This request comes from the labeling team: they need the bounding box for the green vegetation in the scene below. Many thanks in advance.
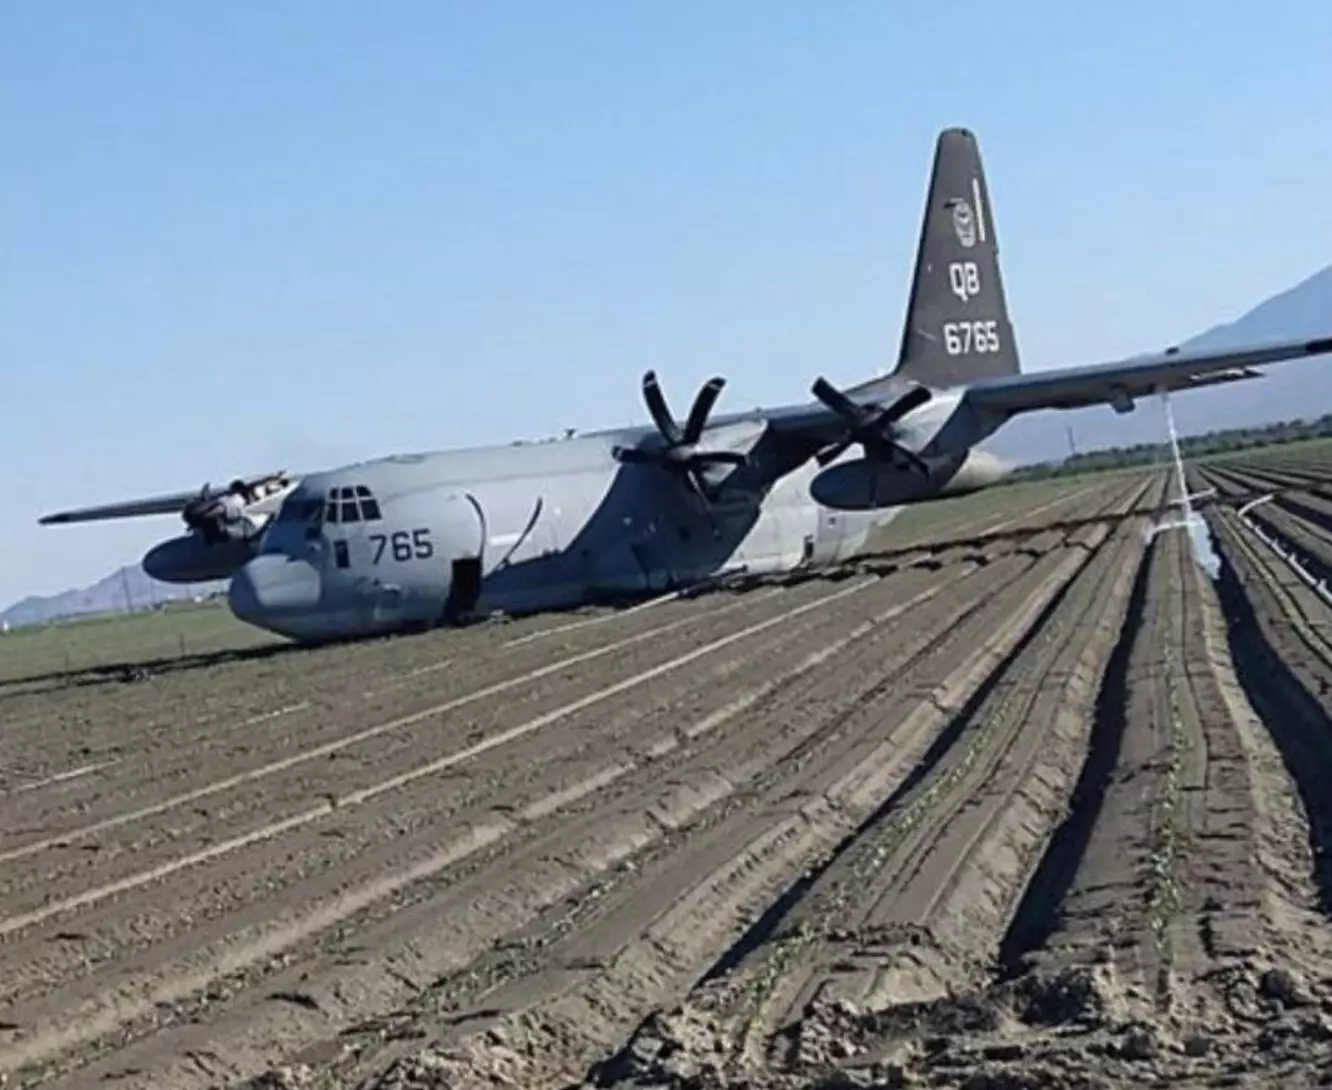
[0,600,279,684]
[1011,417,1332,481]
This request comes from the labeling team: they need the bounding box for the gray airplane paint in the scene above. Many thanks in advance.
[38,127,1332,643]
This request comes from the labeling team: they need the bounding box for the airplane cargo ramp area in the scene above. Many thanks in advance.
[7,458,1332,1090]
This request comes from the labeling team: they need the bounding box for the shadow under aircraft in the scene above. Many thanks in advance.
[38,127,1332,644]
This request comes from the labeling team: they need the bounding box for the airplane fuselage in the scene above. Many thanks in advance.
[227,424,920,642]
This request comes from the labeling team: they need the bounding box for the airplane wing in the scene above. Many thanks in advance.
[963,335,1332,414]
[38,471,295,525]
[40,488,218,525]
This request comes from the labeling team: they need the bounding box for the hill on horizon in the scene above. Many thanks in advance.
[1,566,226,630]
[5,261,1331,628]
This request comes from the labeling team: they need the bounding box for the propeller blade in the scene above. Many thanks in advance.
[811,377,871,427]
[811,376,933,477]
[623,370,746,506]
[641,371,681,445]
[682,376,726,445]
[881,383,933,422]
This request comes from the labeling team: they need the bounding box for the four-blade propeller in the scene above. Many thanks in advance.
[614,370,749,503]
[616,368,934,508]
[810,377,932,474]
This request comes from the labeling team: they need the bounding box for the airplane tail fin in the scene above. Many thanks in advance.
[890,127,1021,389]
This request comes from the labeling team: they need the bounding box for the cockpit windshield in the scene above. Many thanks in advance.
[323,485,382,524]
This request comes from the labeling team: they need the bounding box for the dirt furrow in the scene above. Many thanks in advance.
[1,473,1126,827]
[0,566,973,1003]
[0,589,807,906]
[779,523,1148,1023]
[5,482,1145,902]
[1207,508,1332,916]
[0,476,1157,1090]
[0,478,1119,769]
[4,553,1032,1086]
[0,577,898,1035]
[278,532,1117,1090]
[884,526,1332,1090]
[572,519,1143,1089]
[0,588,772,856]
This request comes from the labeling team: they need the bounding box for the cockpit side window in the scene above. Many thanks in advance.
[277,498,324,524]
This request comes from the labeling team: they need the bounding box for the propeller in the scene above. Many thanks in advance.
[181,479,260,544]
[614,370,749,503]
[811,377,933,475]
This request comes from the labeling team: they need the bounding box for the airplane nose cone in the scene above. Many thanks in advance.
[228,554,322,624]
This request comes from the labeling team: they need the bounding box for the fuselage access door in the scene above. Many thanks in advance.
[439,491,488,622]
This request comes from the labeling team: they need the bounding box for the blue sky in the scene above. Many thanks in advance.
[3,0,1332,604]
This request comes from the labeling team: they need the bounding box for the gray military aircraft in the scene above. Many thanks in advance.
[40,127,1332,643]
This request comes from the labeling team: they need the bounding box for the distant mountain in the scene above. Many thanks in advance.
[985,263,1332,465]
[5,263,1331,627]
[0,565,225,630]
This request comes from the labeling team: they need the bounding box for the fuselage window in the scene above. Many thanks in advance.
[334,540,350,569]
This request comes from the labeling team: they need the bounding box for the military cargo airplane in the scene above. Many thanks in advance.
[40,127,1332,643]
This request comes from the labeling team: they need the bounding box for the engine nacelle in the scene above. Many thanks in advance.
[143,533,261,584]
[810,448,1012,511]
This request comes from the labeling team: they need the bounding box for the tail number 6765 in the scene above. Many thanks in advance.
[370,529,434,563]
[943,319,1001,355]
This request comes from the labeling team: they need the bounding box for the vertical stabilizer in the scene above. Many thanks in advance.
[892,127,1020,388]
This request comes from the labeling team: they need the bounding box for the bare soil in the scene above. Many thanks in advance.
[5,463,1332,1090]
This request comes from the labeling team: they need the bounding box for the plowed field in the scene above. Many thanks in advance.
[6,458,1332,1090]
